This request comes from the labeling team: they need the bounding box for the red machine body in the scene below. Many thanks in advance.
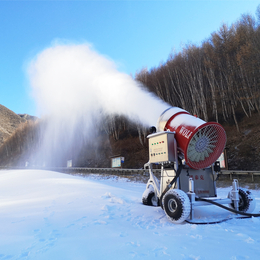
[156,107,226,169]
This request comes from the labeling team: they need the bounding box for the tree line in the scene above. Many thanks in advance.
[0,115,146,167]
[135,10,260,132]
[0,120,40,166]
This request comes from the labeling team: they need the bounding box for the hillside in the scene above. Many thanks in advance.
[223,112,260,170]
[72,111,260,171]
[1,104,260,171]
[0,104,26,146]
[110,112,260,171]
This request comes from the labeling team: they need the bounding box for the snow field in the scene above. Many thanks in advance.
[0,170,260,260]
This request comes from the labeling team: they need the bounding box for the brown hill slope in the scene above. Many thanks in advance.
[0,104,260,171]
[0,104,26,146]
[109,113,260,171]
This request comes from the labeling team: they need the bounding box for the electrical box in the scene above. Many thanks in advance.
[147,132,176,163]
[160,167,217,198]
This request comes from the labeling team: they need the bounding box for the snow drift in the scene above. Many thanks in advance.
[0,169,260,259]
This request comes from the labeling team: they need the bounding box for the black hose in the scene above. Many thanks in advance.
[185,215,251,225]
[196,197,260,217]
[185,197,260,224]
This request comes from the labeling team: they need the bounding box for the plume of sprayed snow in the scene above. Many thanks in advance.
[27,43,170,166]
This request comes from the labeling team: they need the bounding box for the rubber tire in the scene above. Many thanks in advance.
[162,189,191,224]
[228,188,256,213]
[142,186,158,206]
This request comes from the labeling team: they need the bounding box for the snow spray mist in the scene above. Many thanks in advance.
[27,43,170,166]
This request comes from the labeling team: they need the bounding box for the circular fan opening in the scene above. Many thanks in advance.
[186,124,226,169]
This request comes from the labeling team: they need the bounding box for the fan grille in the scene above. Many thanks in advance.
[186,124,226,169]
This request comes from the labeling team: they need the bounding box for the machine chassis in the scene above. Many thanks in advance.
[142,131,255,223]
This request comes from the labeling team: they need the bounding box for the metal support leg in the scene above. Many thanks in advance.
[231,179,239,211]
[187,178,195,220]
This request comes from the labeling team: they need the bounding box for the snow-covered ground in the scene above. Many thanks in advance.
[0,169,259,260]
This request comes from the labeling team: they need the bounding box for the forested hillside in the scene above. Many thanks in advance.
[135,13,260,133]
[1,10,260,170]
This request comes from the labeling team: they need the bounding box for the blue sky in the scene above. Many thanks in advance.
[0,0,259,116]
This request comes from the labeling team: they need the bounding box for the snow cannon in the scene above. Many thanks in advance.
[156,107,226,169]
[143,107,257,224]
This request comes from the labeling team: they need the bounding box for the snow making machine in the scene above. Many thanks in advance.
[142,107,257,224]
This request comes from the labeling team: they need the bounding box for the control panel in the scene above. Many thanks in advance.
[148,132,176,163]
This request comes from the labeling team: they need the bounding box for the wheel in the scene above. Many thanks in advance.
[228,188,256,213]
[162,189,191,224]
[142,185,158,206]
